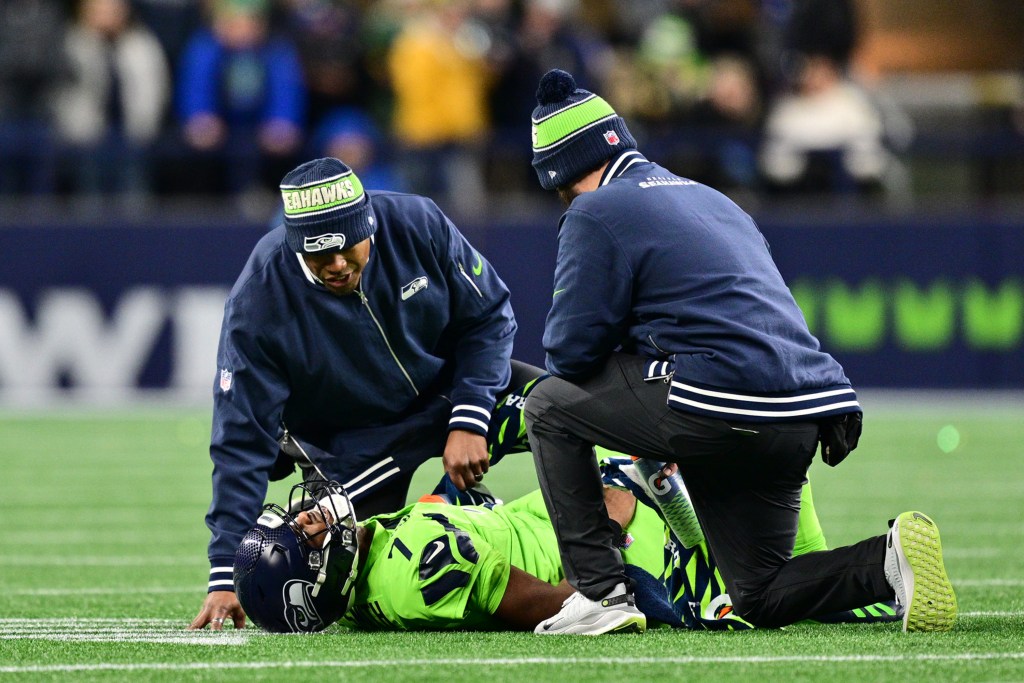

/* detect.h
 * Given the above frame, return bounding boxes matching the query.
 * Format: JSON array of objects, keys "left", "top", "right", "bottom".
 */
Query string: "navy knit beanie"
[
  {"left": 280, "top": 157, "right": 376, "bottom": 253},
  {"left": 531, "top": 70, "right": 636, "bottom": 190}
]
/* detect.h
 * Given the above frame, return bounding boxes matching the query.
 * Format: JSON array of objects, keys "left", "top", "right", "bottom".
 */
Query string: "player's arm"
[
  {"left": 492, "top": 487, "right": 634, "bottom": 630},
  {"left": 439, "top": 214, "right": 516, "bottom": 489},
  {"left": 192, "top": 309, "right": 290, "bottom": 629},
  {"left": 493, "top": 567, "right": 575, "bottom": 630}
]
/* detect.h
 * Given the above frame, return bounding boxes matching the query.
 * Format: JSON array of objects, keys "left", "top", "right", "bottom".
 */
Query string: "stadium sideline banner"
[{"left": 0, "top": 213, "right": 1021, "bottom": 404}]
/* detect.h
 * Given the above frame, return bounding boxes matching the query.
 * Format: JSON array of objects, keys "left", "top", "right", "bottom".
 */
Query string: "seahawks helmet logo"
[
  {"left": 283, "top": 579, "right": 325, "bottom": 632},
  {"left": 304, "top": 233, "right": 346, "bottom": 252}
]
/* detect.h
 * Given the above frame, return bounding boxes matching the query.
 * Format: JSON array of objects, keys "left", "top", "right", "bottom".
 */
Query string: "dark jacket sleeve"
[
  {"left": 204, "top": 297, "right": 291, "bottom": 590},
  {"left": 440, "top": 215, "right": 516, "bottom": 435},
  {"left": 543, "top": 209, "right": 634, "bottom": 380}
]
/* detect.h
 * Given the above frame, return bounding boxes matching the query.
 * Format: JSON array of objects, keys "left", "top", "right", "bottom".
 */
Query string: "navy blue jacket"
[
  {"left": 205, "top": 191, "right": 515, "bottom": 586},
  {"left": 544, "top": 150, "right": 859, "bottom": 421}
]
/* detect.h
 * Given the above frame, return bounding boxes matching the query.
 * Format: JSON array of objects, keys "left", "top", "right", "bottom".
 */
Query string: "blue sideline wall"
[{"left": 0, "top": 212, "right": 1021, "bottom": 403}]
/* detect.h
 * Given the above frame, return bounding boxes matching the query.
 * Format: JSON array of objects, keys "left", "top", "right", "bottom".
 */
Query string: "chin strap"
[{"left": 311, "top": 530, "right": 333, "bottom": 597}]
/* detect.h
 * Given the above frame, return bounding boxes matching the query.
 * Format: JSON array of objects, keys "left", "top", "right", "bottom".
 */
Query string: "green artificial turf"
[{"left": 1, "top": 400, "right": 1021, "bottom": 682}]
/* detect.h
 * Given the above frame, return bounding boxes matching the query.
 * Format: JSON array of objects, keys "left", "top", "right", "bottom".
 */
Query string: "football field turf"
[{"left": 1, "top": 397, "right": 1022, "bottom": 681}]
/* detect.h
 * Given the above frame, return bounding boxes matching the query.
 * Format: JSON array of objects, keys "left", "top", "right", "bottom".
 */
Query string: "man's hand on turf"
[
  {"left": 189, "top": 590, "right": 246, "bottom": 631},
  {"left": 443, "top": 429, "right": 489, "bottom": 491}
]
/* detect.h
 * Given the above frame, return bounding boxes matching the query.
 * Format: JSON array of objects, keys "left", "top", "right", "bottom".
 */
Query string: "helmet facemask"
[
  {"left": 233, "top": 480, "right": 360, "bottom": 632},
  {"left": 282, "top": 480, "right": 360, "bottom": 600}
]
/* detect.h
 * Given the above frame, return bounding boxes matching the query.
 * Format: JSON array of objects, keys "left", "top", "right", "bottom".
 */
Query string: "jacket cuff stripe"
[
  {"left": 453, "top": 403, "right": 492, "bottom": 418},
  {"left": 448, "top": 415, "right": 489, "bottom": 434}
]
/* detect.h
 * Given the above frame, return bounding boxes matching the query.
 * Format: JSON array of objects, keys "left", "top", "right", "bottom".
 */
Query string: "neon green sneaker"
[{"left": 884, "top": 511, "right": 957, "bottom": 632}]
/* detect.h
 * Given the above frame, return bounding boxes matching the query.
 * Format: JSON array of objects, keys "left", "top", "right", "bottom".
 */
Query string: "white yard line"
[
  {"left": 7, "top": 587, "right": 198, "bottom": 596},
  {"left": 0, "top": 556, "right": 197, "bottom": 566},
  {"left": 0, "top": 612, "right": 1018, "bottom": 658},
  {"left": 0, "top": 634, "right": 248, "bottom": 645},
  {"left": 955, "top": 579, "right": 1024, "bottom": 587},
  {"left": 2, "top": 653, "right": 1024, "bottom": 674},
  {"left": 943, "top": 548, "right": 1006, "bottom": 558},
  {"left": 0, "top": 619, "right": 247, "bottom": 645},
  {"left": 0, "top": 618, "right": 182, "bottom": 624}
]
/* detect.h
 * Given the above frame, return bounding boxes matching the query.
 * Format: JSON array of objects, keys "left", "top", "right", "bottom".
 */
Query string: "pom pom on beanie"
[{"left": 536, "top": 69, "right": 576, "bottom": 105}]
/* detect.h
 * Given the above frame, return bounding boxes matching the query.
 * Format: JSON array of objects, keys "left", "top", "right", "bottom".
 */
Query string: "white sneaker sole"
[
  {"left": 536, "top": 610, "right": 647, "bottom": 635},
  {"left": 891, "top": 511, "right": 957, "bottom": 632}
]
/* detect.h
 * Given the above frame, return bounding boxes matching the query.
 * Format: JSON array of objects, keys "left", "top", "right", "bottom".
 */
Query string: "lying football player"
[{"left": 230, "top": 464, "right": 899, "bottom": 633}]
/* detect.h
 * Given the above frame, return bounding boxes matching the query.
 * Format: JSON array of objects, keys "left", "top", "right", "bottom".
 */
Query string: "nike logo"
[
  {"left": 912, "top": 512, "right": 933, "bottom": 526},
  {"left": 553, "top": 288, "right": 566, "bottom": 298},
  {"left": 423, "top": 540, "right": 445, "bottom": 565},
  {"left": 472, "top": 253, "right": 483, "bottom": 276}
]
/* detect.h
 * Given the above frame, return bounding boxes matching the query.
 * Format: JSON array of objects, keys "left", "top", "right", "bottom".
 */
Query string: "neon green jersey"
[
  {"left": 336, "top": 484, "right": 825, "bottom": 631},
  {"left": 339, "top": 491, "right": 573, "bottom": 630}
]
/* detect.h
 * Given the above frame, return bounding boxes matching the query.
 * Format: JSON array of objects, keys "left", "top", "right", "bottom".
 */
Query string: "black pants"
[
  {"left": 525, "top": 353, "right": 892, "bottom": 627},
  {"left": 292, "top": 359, "right": 545, "bottom": 520}
]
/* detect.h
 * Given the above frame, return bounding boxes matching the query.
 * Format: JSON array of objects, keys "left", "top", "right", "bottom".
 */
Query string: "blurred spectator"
[
  {"left": 279, "top": 0, "right": 371, "bottom": 126},
  {"left": 309, "top": 107, "right": 403, "bottom": 193},
  {"left": 268, "top": 105, "right": 403, "bottom": 230},
  {"left": 176, "top": 0, "right": 306, "bottom": 196},
  {"left": 131, "top": 0, "right": 203, "bottom": 80},
  {"left": 689, "top": 52, "right": 763, "bottom": 191},
  {"left": 604, "top": 5, "right": 764, "bottom": 193},
  {"left": 486, "top": 0, "right": 612, "bottom": 194},
  {"left": 386, "top": 0, "right": 492, "bottom": 216},
  {"left": 54, "top": 0, "right": 171, "bottom": 206},
  {"left": 615, "top": 11, "right": 708, "bottom": 126},
  {"left": 516, "top": 0, "right": 607, "bottom": 86},
  {"left": 0, "top": 0, "right": 69, "bottom": 196},
  {"left": 758, "top": 0, "right": 900, "bottom": 197},
  {"left": 473, "top": 0, "right": 519, "bottom": 128},
  {"left": 755, "top": 0, "right": 795, "bottom": 96},
  {"left": 685, "top": 0, "right": 759, "bottom": 57}
]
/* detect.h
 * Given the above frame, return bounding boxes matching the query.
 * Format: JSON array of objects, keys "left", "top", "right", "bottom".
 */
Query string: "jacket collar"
[{"left": 599, "top": 150, "right": 648, "bottom": 187}]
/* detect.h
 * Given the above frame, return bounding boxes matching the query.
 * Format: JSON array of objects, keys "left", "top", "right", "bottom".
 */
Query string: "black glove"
[
  {"left": 269, "top": 450, "right": 297, "bottom": 481},
  {"left": 818, "top": 411, "right": 863, "bottom": 467}
]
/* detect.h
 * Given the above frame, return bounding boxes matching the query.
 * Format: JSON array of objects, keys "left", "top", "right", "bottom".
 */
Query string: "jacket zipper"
[
  {"left": 648, "top": 334, "right": 669, "bottom": 355},
  {"left": 357, "top": 288, "right": 419, "bottom": 396},
  {"left": 647, "top": 335, "right": 673, "bottom": 383},
  {"left": 457, "top": 262, "right": 483, "bottom": 297}
]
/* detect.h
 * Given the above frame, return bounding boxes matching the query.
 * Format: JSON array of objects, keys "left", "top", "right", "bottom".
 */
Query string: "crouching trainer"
[{"left": 190, "top": 157, "right": 542, "bottom": 630}]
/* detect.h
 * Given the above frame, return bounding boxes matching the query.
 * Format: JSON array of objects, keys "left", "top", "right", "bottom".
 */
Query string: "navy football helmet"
[{"left": 233, "top": 480, "right": 360, "bottom": 633}]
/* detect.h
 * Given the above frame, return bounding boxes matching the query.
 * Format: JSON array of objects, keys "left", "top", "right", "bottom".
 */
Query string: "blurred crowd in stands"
[{"left": 0, "top": 0, "right": 1020, "bottom": 218}]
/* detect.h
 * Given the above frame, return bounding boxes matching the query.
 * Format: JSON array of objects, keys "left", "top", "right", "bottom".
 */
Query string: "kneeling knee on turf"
[{"left": 729, "top": 588, "right": 790, "bottom": 629}]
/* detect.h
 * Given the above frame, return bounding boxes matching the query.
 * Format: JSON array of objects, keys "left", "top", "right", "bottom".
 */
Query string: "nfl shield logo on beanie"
[{"left": 280, "top": 158, "right": 377, "bottom": 253}]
